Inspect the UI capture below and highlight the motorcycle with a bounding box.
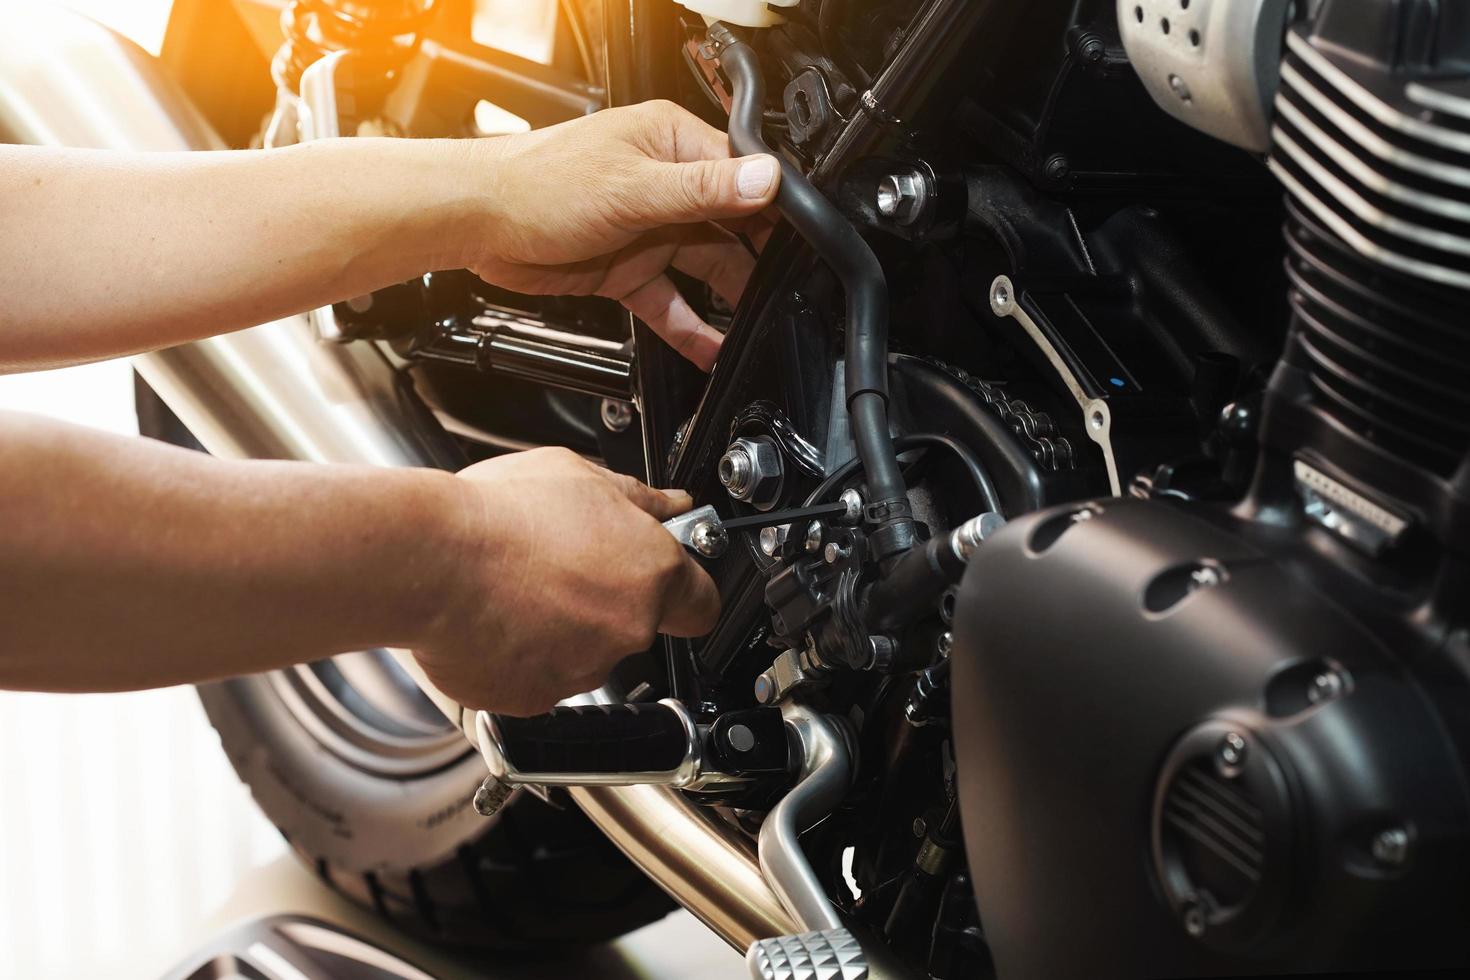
[4,0,1468,975]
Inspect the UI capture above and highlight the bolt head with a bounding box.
[912,816,928,838]
[721,437,784,510]
[875,170,927,225]
[937,631,953,657]
[839,488,864,524]
[753,673,775,704]
[1181,900,1207,938]
[759,524,788,557]
[804,520,824,553]
[600,398,634,433]
[823,541,849,564]
[726,723,756,753]
[690,521,729,558]
[1217,731,1247,772]
[1307,669,1345,704]
[1168,73,1192,102]
[1371,827,1410,867]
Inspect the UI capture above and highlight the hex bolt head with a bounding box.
[719,436,784,510]
[875,170,928,225]
[726,723,756,753]
[759,524,788,557]
[1371,827,1411,867]
[1217,731,1247,774]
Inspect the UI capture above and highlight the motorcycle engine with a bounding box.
[950,1,1470,976]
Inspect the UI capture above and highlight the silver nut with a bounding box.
[600,398,634,433]
[690,520,729,558]
[875,169,928,225]
[719,436,783,510]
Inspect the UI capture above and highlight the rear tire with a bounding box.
[136,375,670,951]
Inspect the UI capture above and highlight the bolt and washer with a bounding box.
[599,398,634,433]
[875,169,928,225]
[1371,827,1411,867]
[690,520,729,558]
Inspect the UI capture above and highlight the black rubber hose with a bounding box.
[712,23,910,523]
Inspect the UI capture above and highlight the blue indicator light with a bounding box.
[1109,376,1126,388]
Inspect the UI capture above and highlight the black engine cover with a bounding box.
[950,497,1470,978]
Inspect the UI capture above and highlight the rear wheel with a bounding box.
[136,376,670,951]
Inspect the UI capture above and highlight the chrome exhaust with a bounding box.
[0,7,793,951]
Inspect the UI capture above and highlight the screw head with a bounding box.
[1168,73,1192,102]
[1217,731,1247,772]
[839,488,864,524]
[690,521,729,558]
[937,631,953,657]
[1371,827,1410,867]
[912,816,928,838]
[824,541,850,564]
[1043,153,1070,182]
[726,723,756,753]
[804,520,824,553]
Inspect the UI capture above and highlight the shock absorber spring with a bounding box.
[272,0,439,94]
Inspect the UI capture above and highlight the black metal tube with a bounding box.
[713,24,909,524]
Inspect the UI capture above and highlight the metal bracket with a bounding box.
[990,275,1121,494]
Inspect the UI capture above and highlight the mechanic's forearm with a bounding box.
[0,411,467,691]
[0,138,486,371]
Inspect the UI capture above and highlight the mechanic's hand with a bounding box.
[414,446,721,716]
[464,100,781,372]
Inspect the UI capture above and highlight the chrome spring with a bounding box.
[272,0,439,94]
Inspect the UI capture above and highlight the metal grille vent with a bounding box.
[1160,760,1268,909]
[1268,29,1470,475]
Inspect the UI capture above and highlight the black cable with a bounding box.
[804,434,1004,517]
[712,23,911,532]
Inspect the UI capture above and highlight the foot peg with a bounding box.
[748,928,870,980]
[471,700,788,815]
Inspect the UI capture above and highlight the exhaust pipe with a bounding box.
[0,6,793,950]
